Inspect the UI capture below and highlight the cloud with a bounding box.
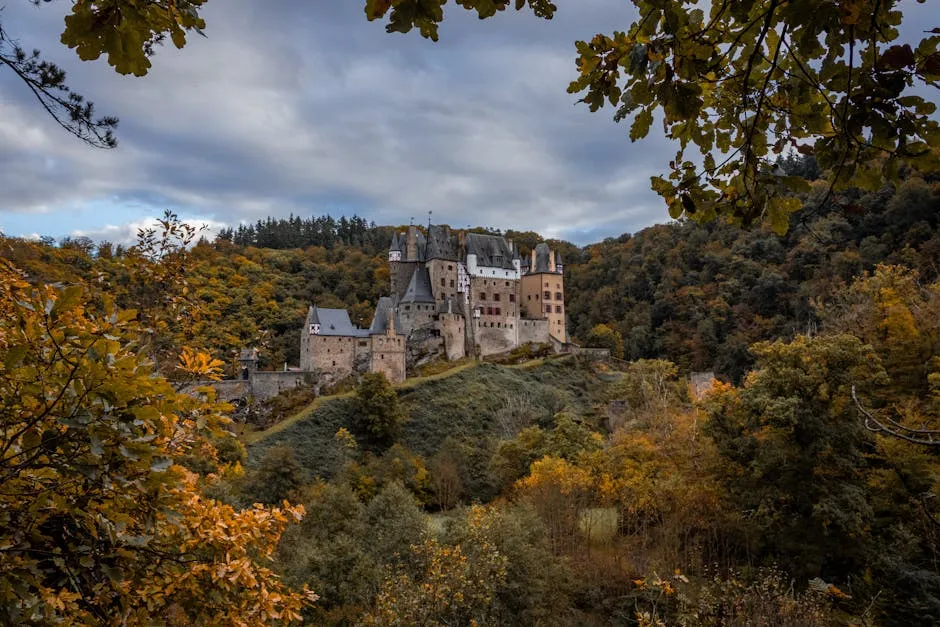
[0,0,677,245]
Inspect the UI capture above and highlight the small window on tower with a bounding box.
[441,278,445,286]
[556,292,563,300]
[479,292,487,300]
[509,294,515,302]
[555,305,562,313]
[545,304,551,313]
[494,293,500,302]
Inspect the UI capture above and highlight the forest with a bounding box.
[2,152,940,624]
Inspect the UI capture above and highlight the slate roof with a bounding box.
[369,297,402,335]
[465,233,516,270]
[307,306,369,337]
[426,225,457,260]
[532,242,551,273]
[389,231,401,252]
[400,266,436,303]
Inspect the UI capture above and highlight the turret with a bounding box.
[389,232,402,262]
[238,347,259,380]
[555,251,564,274]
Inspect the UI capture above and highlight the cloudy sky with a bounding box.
[0,1,683,245]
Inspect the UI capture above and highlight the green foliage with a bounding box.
[354,372,408,449]
[703,334,889,581]
[246,445,307,505]
[364,481,429,566]
[584,323,625,359]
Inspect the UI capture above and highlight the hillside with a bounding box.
[246,357,612,495]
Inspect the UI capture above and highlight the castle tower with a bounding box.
[238,347,259,380]
[520,242,567,343]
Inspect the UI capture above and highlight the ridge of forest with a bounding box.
[5,156,937,383]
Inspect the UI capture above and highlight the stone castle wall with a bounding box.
[439,313,466,361]
[518,318,550,345]
[370,334,407,383]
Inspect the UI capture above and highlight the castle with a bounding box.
[299,225,567,384]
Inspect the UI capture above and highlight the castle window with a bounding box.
[449,279,454,287]
[332,360,336,366]
[509,294,515,303]
[359,341,367,347]
[448,265,453,270]
[405,305,411,311]
[556,283,560,289]
[505,281,509,286]
[494,293,500,302]
[495,307,501,315]
[381,354,384,359]
[543,291,551,300]
[555,305,562,313]
[556,292,563,300]
[527,295,531,301]
[509,324,513,329]
[479,292,486,300]
[497,322,501,328]
[441,278,445,286]
[486,307,493,315]
[545,304,551,313]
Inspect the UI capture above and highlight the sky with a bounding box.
[2,2,934,246]
[1,1,673,246]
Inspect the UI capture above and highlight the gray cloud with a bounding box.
[0,0,677,244]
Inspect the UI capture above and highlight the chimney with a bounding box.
[549,249,555,272]
[530,248,536,271]
[387,306,396,336]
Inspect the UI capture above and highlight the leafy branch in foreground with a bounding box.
[366,0,940,233]
[0,18,117,148]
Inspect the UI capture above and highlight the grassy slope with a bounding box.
[245,356,610,479]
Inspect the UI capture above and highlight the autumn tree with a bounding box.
[0,260,312,623]
[703,334,889,582]
[584,323,625,359]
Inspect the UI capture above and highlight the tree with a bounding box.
[0,260,313,622]
[584,323,625,359]
[364,0,940,231]
[702,334,889,582]
[354,372,407,449]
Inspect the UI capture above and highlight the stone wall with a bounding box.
[521,271,566,342]
[180,380,248,403]
[518,318,550,345]
[468,275,519,356]
[249,371,310,400]
[308,335,357,376]
[438,313,466,360]
[398,303,436,336]
[370,333,407,383]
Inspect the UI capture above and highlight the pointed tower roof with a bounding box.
[401,266,436,303]
[532,242,555,273]
[369,297,403,335]
[389,231,401,252]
